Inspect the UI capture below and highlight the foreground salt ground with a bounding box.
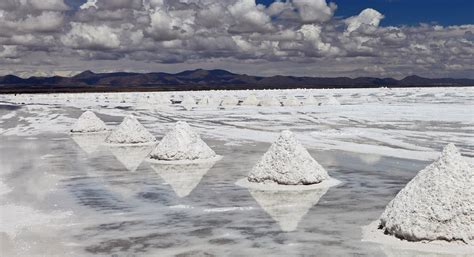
[0,87,473,256]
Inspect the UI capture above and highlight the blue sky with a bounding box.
[257,0,474,26]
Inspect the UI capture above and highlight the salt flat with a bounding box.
[0,87,473,256]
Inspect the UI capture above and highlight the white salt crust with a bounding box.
[149,121,218,162]
[241,94,260,106]
[378,143,473,244]
[70,111,108,133]
[236,177,341,191]
[362,221,474,255]
[247,130,330,185]
[105,115,156,145]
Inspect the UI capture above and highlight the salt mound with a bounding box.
[303,96,317,106]
[70,111,107,133]
[249,187,329,231]
[220,95,239,106]
[282,96,301,106]
[322,96,340,106]
[198,95,213,106]
[181,95,196,106]
[259,96,281,107]
[149,121,218,162]
[105,116,156,145]
[248,130,329,185]
[379,144,473,244]
[241,94,259,106]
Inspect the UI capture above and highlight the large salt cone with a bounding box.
[149,121,217,161]
[248,130,329,185]
[105,115,156,145]
[379,144,473,243]
[71,132,108,154]
[220,95,239,106]
[150,161,217,197]
[282,95,301,106]
[108,144,154,172]
[259,96,281,107]
[241,94,259,106]
[71,111,108,133]
[249,187,329,232]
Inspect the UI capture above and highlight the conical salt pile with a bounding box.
[149,121,218,162]
[71,111,108,133]
[220,95,239,106]
[241,94,259,106]
[282,96,301,106]
[248,130,329,185]
[303,96,317,106]
[198,95,212,106]
[259,96,281,107]
[181,95,196,105]
[105,115,156,145]
[379,144,473,243]
[322,96,340,106]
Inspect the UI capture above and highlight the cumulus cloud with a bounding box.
[61,22,121,50]
[345,8,384,33]
[0,0,473,79]
[293,0,336,23]
[228,0,273,33]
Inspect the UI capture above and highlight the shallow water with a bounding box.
[1,132,441,257]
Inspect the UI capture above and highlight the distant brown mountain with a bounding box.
[0,69,472,93]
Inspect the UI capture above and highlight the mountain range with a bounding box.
[1,69,473,93]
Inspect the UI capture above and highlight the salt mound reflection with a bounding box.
[71,132,108,154]
[107,144,155,172]
[149,160,217,198]
[248,187,329,232]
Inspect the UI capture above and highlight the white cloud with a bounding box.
[345,8,384,33]
[293,0,336,23]
[80,0,98,9]
[61,22,121,49]
[147,8,195,41]
[28,0,69,11]
[228,0,273,32]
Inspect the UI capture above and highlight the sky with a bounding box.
[0,0,473,79]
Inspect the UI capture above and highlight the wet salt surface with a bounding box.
[1,88,473,256]
[1,132,439,257]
